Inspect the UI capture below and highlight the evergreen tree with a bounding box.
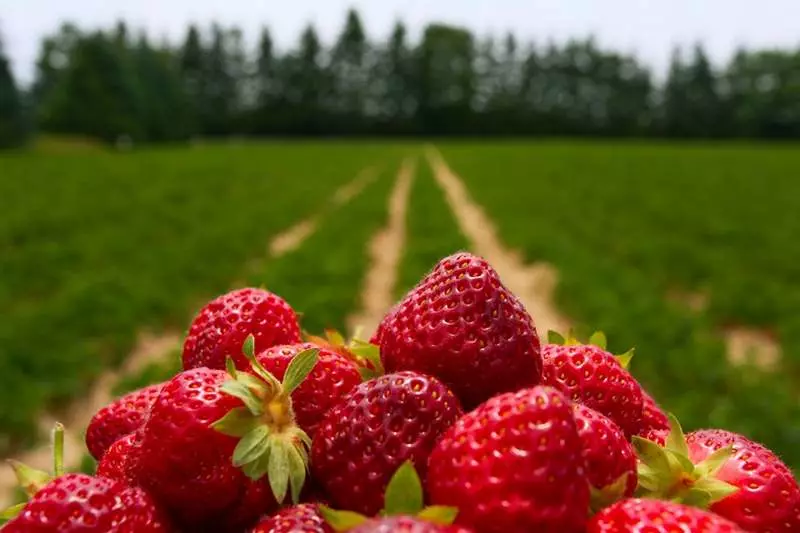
[330,9,368,132]
[179,25,205,136]
[0,31,26,148]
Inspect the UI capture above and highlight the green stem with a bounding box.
[52,422,65,477]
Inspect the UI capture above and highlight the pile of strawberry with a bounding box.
[2,252,798,532]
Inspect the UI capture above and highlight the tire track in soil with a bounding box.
[347,158,416,338]
[0,165,382,507]
[0,332,181,507]
[425,146,571,338]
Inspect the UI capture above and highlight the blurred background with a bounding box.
[0,0,798,480]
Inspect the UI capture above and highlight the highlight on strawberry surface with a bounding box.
[1,251,797,533]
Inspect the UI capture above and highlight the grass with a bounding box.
[0,141,399,452]
[437,140,800,468]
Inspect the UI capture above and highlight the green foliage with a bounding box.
[440,140,800,469]
[0,142,395,451]
[0,32,27,149]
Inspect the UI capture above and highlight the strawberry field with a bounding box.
[1,140,799,531]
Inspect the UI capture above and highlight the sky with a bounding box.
[2,0,799,83]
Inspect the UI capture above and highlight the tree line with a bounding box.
[1,9,799,148]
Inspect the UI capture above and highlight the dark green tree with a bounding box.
[179,25,205,136]
[374,20,416,133]
[330,9,368,132]
[251,27,278,134]
[0,31,26,148]
[281,24,328,134]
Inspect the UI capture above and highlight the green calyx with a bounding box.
[547,329,634,368]
[633,414,739,508]
[211,334,319,505]
[319,461,458,531]
[589,472,632,513]
[305,326,384,380]
[1,423,67,521]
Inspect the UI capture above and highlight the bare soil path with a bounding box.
[347,158,416,338]
[0,331,181,507]
[425,146,571,338]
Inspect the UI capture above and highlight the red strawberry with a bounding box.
[311,371,463,516]
[85,382,163,460]
[378,252,542,409]
[634,420,800,533]
[589,498,745,532]
[541,332,643,437]
[2,473,172,532]
[256,343,361,436]
[572,404,636,509]
[133,341,320,531]
[182,287,301,371]
[427,386,589,533]
[639,389,669,434]
[251,504,332,533]
[96,432,139,485]
[349,517,474,533]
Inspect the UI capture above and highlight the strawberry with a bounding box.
[256,342,362,436]
[639,389,669,434]
[572,404,636,510]
[182,287,301,371]
[541,331,643,437]
[348,517,474,533]
[251,504,332,533]
[85,382,163,460]
[133,338,320,531]
[634,418,800,533]
[311,371,463,516]
[589,498,745,532]
[2,473,173,532]
[378,252,542,409]
[427,386,589,533]
[96,431,140,485]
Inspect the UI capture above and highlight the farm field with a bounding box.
[1,138,799,483]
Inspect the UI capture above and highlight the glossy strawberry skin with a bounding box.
[427,386,589,533]
[311,371,463,516]
[86,382,163,460]
[2,473,172,532]
[250,504,331,533]
[256,343,361,436]
[133,368,275,531]
[540,343,644,437]
[379,253,542,409]
[349,516,475,533]
[686,429,800,533]
[573,404,636,497]
[639,389,669,434]
[182,287,301,371]
[96,431,139,485]
[589,498,745,532]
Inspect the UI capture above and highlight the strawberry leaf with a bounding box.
[221,381,264,416]
[267,440,290,503]
[242,450,271,481]
[689,477,739,504]
[632,436,672,473]
[319,506,368,532]
[417,505,458,525]
[0,502,25,521]
[325,329,346,346]
[242,334,256,359]
[589,472,630,512]
[225,356,238,379]
[282,348,319,395]
[547,330,565,345]
[211,407,259,437]
[694,445,735,479]
[232,426,270,467]
[588,331,607,350]
[286,443,307,504]
[665,414,690,458]
[383,461,424,516]
[615,348,634,369]
[8,460,51,497]
[350,340,384,374]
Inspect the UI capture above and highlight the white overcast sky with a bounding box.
[3,0,799,83]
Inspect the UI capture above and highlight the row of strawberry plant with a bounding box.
[438,140,800,470]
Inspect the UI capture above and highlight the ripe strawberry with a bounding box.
[256,342,361,436]
[639,389,669,434]
[349,517,474,533]
[133,341,320,531]
[541,332,643,437]
[589,498,745,532]
[311,371,463,515]
[572,404,636,509]
[251,504,332,533]
[85,382,163,460]
[634,419,800,533]
[427,386,589,533]
[378,252,542,409]
[182,287,301,371]
[96,432,139,485]
[2,473,173,532]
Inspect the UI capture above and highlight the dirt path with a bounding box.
[0,331,181,507]
[347,158,416,338]
[269,167,377,258]
[425,146,571,338]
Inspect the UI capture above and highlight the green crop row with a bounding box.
[0,142,398,452]
[437,140,800,469]
[396,157,471,298]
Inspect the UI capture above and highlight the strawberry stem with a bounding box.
[53,423,65,477]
